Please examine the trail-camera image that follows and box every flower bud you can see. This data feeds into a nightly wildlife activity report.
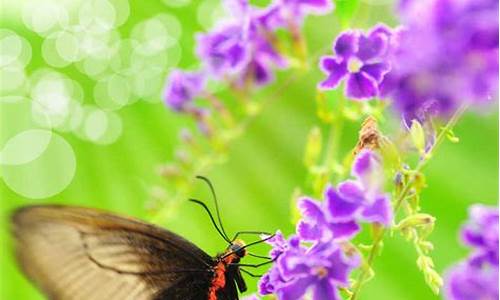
[396,213,435,231]
[410,120,426,154]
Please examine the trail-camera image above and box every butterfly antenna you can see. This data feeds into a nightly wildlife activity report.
[188,198,232,244]
[195,176,231,242]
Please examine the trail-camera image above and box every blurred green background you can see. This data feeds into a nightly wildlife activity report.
[0,0,498,299]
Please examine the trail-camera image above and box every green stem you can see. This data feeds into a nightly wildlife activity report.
[350,105,467,300]
[325,95,345,178]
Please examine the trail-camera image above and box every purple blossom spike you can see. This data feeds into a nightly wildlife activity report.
[196,24,250,77]
[382,0,499,124]
[296,149,392,246]
[162,70,206,111]
[444,204,499,300]
[259,233,359,299]
[297,194,361,242]
[259,150,391,299]
[318,25,393,99]
[195,0,287,87]
[332,150,393,226]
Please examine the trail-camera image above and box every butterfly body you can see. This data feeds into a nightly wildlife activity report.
[209,241,247,300]
[11,205,248,300]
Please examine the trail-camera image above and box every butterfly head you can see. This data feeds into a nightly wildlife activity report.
[228,239,247,258]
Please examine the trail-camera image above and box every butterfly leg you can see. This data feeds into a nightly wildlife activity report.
[229,260,274,268]
[247,252,272,260]
[239,268,264,278]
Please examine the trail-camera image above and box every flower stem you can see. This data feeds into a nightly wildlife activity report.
[349,105,467,300]
[325,95,345,176]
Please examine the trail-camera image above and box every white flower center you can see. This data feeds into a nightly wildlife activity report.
[348,57,363,73]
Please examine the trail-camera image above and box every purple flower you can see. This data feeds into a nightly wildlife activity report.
[444,204,499,300]
[259,151,390,299]
[382,0,499,124]
[259,234,359,299]
[444,262,498,300]
[196,23,250,78]
[318,25,393,99]
[162,70,205,111]
[298,150,393,243]
[238,34,287,86]
[460,205,499,267]
[297,192,361,242]
[195,0,287,87]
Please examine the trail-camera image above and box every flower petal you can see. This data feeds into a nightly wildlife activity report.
[328,221,360,240]
[352,149,378,179]
[328,249,358,285]
[279,252,310,279]
[357,31,389,61]
[345,72,378,99]
[337,180,365,204]
[252,59,273,85]
[360,62,391,82]
[298,197,325,222]
[360,195,393,226]
[325,186,361,221]
[278,277,313,300]
[334,31,359,59]
[312,279,340,300]
[297,220,323,241]
[318,57,348,90]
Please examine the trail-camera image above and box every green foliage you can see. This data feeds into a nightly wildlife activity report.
[335,0,361,28]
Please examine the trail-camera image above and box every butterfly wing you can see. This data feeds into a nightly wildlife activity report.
[11,205,214,300]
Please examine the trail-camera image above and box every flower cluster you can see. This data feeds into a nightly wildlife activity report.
[318,25,394,100]
[163,0,334,112]
[381,0,499,125]
[259,150,393,299]
[444,204,499,300]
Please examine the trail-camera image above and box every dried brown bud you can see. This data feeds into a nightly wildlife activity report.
[353,116,382,155]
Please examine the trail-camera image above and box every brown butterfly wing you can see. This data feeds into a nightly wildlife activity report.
[11,205,215,300]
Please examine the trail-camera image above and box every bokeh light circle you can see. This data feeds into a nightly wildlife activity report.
[29,70,82,129]
[94,73,133,110]
[0,130,76,199]
[0,29,32,68]
[0,62,26,93]
[74,106,123,144]
[197,0,225,29]
[42,32,72,68]
[55,30,81,62]
[0,129,52,166]
[22,0,69,35]
[79,0,117,34]
[108,0,130,27]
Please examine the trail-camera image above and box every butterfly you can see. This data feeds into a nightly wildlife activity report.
[11,176,273,300]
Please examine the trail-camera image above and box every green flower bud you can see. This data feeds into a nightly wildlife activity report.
[396,213,436,231]
[410,120,426,154]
